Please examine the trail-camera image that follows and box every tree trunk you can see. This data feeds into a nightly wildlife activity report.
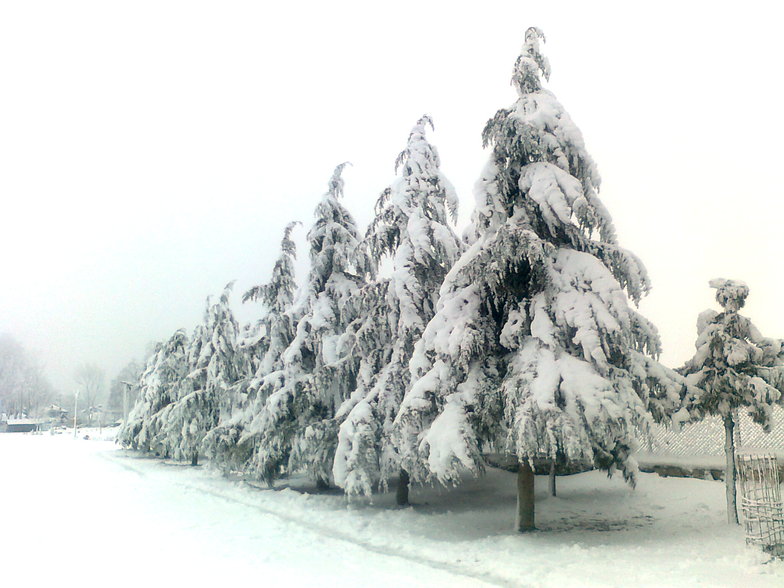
[733,408,742,449]
[549,460,557,497]
[316,477,330,491]
[396,468,410,506]
[724,414,739,525]
[191,451,199,467]
[516,460,536,532]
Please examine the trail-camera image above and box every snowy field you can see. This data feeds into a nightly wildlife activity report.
[3,431,783,587]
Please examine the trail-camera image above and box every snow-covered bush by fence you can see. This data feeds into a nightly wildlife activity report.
[679,279,784,523]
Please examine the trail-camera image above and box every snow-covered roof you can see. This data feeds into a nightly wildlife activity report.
[6,418,47,425]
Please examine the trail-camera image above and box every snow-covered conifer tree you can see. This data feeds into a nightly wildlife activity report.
[117,329,190,455]
[333,116,462,502]
[245,164,371,486]
[204,223,300,473]
[163,283,245,466]
[243,221,301,380]
[680,279,784,524]
[116,351,156,450]
[394,28,686,531]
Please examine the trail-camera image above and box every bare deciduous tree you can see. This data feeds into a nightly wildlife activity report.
[0,333,56,418]
[74,363,105,424]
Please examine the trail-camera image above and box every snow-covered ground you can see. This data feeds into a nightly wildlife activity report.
[3,430,783,587]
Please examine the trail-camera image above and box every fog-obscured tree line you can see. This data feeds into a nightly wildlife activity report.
[0,334,57,418]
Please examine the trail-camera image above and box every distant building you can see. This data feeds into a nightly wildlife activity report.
[44,404,68,422]
[3,418,46,433]
[0,406,69,433]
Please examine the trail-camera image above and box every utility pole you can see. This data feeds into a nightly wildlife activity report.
[73,391,79,439]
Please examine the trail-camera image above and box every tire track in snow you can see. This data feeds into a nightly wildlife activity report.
[103,451,522,588]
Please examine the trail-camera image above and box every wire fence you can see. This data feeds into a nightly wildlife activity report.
[736,453,784,556]
[647,407,784,457]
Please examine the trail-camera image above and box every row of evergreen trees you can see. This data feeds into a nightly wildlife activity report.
[118,112,461,501]
[118,28,784,530]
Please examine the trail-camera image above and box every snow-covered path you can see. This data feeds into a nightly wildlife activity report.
[2,433,492,587]
[3,431,784,587]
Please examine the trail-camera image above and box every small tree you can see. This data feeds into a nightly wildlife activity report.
[680,279,784,524]
[333,116,462,503]
[394,28,686,532]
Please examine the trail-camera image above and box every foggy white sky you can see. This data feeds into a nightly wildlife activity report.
[1,1,782,391]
